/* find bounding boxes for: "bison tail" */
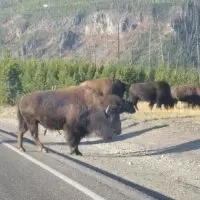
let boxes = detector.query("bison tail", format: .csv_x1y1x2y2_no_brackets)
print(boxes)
17,103,27,132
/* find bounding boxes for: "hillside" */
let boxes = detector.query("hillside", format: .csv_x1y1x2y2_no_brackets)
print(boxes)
0,0,199,67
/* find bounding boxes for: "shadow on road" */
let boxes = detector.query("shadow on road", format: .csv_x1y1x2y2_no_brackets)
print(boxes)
121,122,139,131
132,139,200,157
140,115,197,123
81,124,169,146
102,139,200,158
0,127,174,200
0,139,16,144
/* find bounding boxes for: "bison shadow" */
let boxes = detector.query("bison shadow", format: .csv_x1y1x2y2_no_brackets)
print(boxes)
81,124,169,145
0,139,16,144
133,139,200,157
43,142,67,146
112,139,200,158
121,122,139,131
140,115,196,123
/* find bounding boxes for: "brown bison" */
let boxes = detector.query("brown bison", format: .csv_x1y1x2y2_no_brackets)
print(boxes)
43,80,133,136
171,84,200,108
17,86,135,156
79,78,128,98
128,81,174,110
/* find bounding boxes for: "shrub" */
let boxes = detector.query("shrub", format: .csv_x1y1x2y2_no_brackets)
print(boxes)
0,54,200,105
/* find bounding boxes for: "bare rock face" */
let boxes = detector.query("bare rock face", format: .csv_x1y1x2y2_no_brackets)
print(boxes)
1,6,148,62
85,11,116,36
170,0,200,65
58,31,79,51
73,13,85,26
85,11,140,36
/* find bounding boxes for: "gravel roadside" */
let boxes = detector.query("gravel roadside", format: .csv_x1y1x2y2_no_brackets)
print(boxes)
0,114,200,200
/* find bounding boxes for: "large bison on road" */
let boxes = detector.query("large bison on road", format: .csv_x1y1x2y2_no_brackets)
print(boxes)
129,81,174,110
17,86,135,156
171,85,200,108
80,78,127,98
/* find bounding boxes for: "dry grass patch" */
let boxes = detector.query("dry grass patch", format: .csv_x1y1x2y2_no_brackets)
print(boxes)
0,105,17,118
1,102,200,122
132,102,200,122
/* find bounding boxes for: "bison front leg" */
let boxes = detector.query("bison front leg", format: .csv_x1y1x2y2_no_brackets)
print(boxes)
43,129,47,136
149,101,155,110
68,135,82,156
132,97,139,111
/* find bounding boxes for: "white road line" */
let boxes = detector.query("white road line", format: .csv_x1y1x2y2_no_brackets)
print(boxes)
1,141,106,200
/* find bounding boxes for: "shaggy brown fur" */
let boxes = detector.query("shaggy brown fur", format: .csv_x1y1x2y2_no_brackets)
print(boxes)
79,78,128,98
129,81,174,110
17,86,134,155
171,84,200,108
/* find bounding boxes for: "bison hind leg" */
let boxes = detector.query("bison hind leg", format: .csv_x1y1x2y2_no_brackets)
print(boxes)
28,121,47,153
18,119,28,152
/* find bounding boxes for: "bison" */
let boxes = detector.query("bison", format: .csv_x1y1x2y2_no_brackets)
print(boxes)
171,84,200,108
17,86,135,156
128,81,174,110
79,78,128,98
43,81,134,136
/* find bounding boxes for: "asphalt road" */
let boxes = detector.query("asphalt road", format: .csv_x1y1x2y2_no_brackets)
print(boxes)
0,130,157,200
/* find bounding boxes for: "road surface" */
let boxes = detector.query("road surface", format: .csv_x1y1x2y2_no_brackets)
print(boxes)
0,128,165,200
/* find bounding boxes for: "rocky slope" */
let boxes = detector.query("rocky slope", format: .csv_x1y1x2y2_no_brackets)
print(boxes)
0,0,198,66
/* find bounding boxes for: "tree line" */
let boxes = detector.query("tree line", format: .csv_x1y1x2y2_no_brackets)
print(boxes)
0,53,199,105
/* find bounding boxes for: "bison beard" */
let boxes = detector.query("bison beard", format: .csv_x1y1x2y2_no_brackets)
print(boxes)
86,110,121,140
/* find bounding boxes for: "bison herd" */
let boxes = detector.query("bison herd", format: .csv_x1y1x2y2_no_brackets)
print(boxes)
16,78,200,156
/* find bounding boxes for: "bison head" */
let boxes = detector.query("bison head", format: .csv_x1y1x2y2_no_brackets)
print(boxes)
120,99,135,114
119,95,136,114
83,105,122,141
104,104,121,122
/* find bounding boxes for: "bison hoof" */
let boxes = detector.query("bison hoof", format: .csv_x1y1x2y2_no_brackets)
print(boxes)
41,148,48,153
75,151,83,156
70,149,83,156
19,147,26,152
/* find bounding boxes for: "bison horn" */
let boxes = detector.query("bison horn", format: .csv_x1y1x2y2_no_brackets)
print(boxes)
105,105,111,114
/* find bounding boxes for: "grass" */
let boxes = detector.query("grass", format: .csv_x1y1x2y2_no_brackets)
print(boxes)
131,102,200,122
0,105,16,118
